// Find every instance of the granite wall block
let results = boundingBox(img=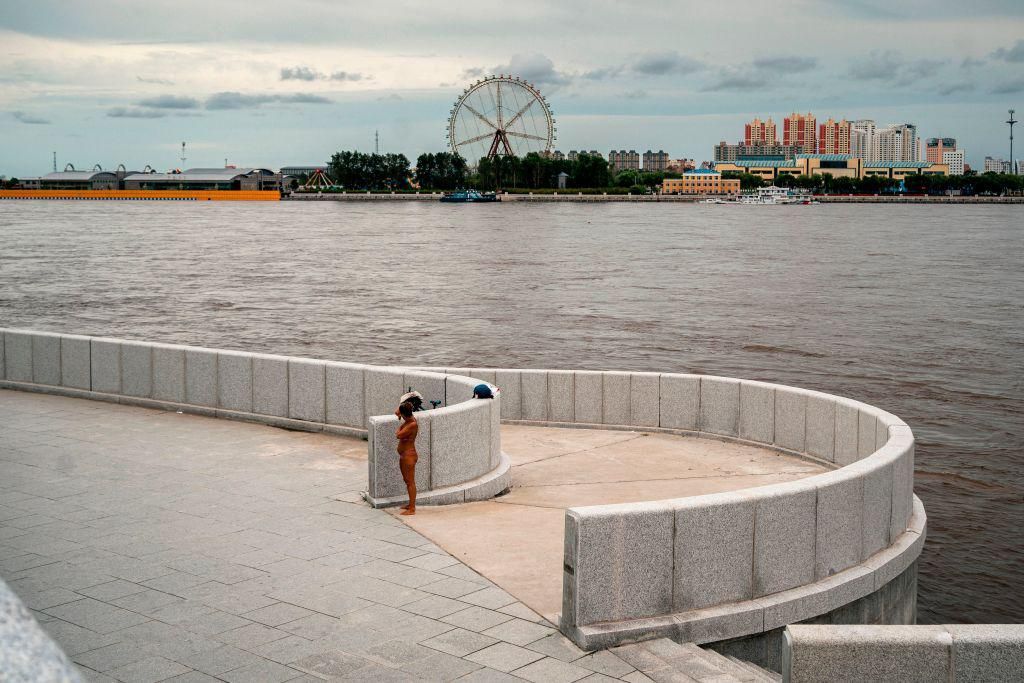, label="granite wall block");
[876,417,890,451]
[739,381,774,444]
[858,409,878,459]
[947,624,1024,683]
[495,369,522,420]
[31,332,61,386]
[659,374,699,430]
[629,372,660,427]
[289,358,325,422]
[753,484,817,597]
[561,511,580,631]
[520,370,548,421]
[185,348,218,408]
[217,351,252,413]
[326,362,364,428]
[547,370,574,422]
[805,393,837,462]
[3,331,31,382]
[253,354,288,417]
[444,374,478,405]
[889,429,915,541]
[602,372,631,426]
[699,376,740,437]
[90,338,121,394]
[468,368,497,384]
[369,412,431,498]
[403,370,445,410]
[430,400,491,488]
[574,371,603,424]
[815,472,865,579]
[860,456,894,557]
[489,395,501,468]
[59,335,91,390]
[0,328,5,380]
[571,502,675,625]
[774,387,807,452]
[122,341,154,398]
[674,492,755,610]
[834,399,860,466]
